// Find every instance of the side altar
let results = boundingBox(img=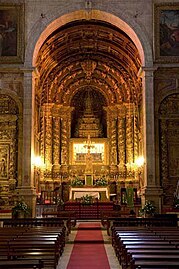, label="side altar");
[69,186,110,201]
